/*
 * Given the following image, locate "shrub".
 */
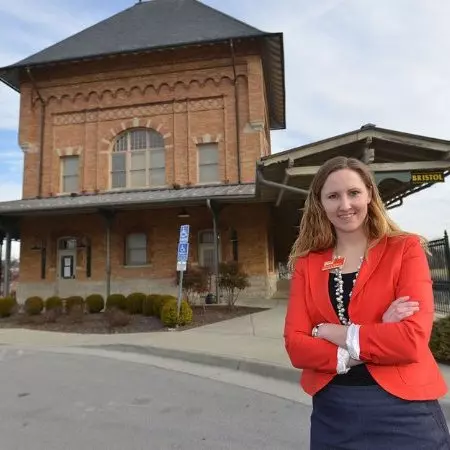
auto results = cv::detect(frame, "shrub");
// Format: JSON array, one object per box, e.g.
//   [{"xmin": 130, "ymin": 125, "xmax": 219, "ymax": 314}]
[
  {"xmin": 0, "ymin": 296, "xmax": 17, "ymax": 318},
  {"xmin": 143, "ymin": 294, "xmax": 160, "ymax": 316},
  {"xmin": 160, "ymin": 299, "xmax": 193, "ymax": 328},
  {"xmin": 153, "ymin": 295, "xmax": 176, "ymax": 318},
  {"xmin": 430, "ymin": 316, "xmax": 450, "ymax": 362},
  {"xmin": 106, "ymin": 294, "xmax": 127, "ymax": 311},
  {"xmin": 126, "ymin": 292, "xmax": 146, "ymax": 315},
  {"xmin": 175, "ymin": 265, "xmax": 209, "ymax": 304},
  {"xmin": 25, "ymin": 296, "xmax": 44, "ymax": 316},
  {"xmin": 45, "ymin": 296, "xmax": 63, "ymax": 312},
  {"xmin": 86, "ymin": 294, "xmax": 105, "ymax": 314},
  {"xmin": 218, "ymin": 261, "xmax": 250, "ymax": 309},
  {"xmin": 104, "ymin": 307, "xmax": 131, "ymax": 328},
  {"xmin": 65, "ymin": 296, "xmax": 84, "ymax": 314}
]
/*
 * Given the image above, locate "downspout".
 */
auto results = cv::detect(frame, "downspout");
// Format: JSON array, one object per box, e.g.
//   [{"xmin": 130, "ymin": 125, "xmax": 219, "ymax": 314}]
[
  {"xmin": 106, "ymin": 221, "xmax": 111, "ymax": 298},
  {"xmin": 206, "ymin": 199, "xmax": 220, "ymax": 304},
  {"xmin": 26, "ymin": 67, "xmax": 45, "ymax": 198},
  {"xmin": 100, "ymin": 209, "xmax": 115, "ymax": 299},
  {"xmin": 230, "ymin": 39, "xmax": 242, "ymax": 183}
]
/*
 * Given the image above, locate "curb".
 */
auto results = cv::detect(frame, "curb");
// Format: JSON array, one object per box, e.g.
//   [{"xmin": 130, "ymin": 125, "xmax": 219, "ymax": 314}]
[
  {"xmin": 82, "ymin": 343, "xmax": 301, "ymax": 384},
  {"xmin": 80, "ymin": 343, "xmax": 450, "ymax": 410}
]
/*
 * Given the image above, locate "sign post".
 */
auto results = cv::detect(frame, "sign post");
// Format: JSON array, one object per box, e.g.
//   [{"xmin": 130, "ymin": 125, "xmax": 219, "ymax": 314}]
[{"xmin": 176, "ymin": 224, "xmax": 190, "ymax": 323}]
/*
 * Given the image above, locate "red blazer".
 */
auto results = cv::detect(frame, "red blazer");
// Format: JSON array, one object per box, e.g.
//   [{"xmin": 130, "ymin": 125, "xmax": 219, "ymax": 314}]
[{"xmin": 284, "ymin": 235, "xmax": 447, "ymax": 401}]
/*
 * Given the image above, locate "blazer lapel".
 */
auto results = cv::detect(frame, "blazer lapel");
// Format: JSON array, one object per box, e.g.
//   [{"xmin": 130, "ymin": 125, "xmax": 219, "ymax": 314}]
[
  {"xmin": 351, "ymin": 236, "xmax": 388, "ymax": 300},
  {"xmin": 308, "ymin": 248, "xmax": 340, "ymax": 324}
]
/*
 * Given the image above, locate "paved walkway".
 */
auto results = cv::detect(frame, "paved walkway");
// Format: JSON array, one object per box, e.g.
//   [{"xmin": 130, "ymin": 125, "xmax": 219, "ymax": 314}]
[{"xmin": 1, "ymin": 299, "xmax": 450, "ymax": 404}]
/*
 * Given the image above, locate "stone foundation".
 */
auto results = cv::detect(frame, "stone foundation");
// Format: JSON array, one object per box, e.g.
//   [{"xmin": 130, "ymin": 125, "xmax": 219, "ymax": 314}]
[{"xmin": 16, "ymin": 274, "xmax": 276, "ymax": 304}]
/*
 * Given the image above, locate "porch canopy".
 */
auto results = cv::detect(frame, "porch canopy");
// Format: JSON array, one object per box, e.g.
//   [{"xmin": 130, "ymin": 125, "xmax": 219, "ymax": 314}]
[
  {"xmin": 254, "ymin": 124, "xmax": 450, "ymax": 266},
  {"xmin": 256, "ymin": 124, "xmax": 450, "ymax": 210},
  {"xmin": 0, "ymin": 183, "xmax": 256, "ymax": 238}
]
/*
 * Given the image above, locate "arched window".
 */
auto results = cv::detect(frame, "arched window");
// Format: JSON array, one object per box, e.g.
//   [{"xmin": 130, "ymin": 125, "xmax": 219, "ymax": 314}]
[{"xmin": 111, "ymin": 128, "xmax": 166, "ymax": 189}]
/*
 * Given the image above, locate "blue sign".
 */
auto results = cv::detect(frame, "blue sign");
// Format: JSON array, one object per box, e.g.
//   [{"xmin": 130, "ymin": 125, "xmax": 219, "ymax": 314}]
[
  {"xmin": 179, "ymin": 225, "xmax": 190, "ymax": 244},
  {"xmin": 177, "ymin": 243, "xmax": 189, "ymax": 263}
]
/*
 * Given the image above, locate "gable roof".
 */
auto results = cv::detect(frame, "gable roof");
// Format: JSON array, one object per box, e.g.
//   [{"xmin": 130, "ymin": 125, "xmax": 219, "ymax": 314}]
[{"xmin": 0, "ymin": 0, "xmax": 285, "ymax": 129}]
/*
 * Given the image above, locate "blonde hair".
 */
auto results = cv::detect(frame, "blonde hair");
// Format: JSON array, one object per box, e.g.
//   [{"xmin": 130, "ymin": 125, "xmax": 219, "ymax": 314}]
[{"xmin": 288, "ymin": 156, "xmax": 425, "ymax": 270}]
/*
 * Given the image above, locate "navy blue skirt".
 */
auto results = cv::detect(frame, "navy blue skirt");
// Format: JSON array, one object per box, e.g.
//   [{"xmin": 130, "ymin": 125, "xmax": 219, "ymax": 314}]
[{"xmin": 311, "ymin": 384, "xmax": 450, "ymax": 450}]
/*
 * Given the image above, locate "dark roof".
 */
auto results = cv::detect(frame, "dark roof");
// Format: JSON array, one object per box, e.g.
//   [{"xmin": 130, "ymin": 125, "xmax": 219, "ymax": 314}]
[
  {"xmin": 261, "ymin": 124, "xmax": 450, "ymax": 166},
  {"xmin": 0, "ymin": 183, "xmax": 256, "ymax": 216},
  {"xmin": 0, "ymin": 0, "xmax": 285, "ymax": 129}
]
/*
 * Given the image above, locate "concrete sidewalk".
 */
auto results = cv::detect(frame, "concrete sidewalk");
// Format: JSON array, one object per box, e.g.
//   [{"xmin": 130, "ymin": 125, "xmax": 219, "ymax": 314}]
[{"xmin": 1, "ymin": 299, "xmax": 450, "ymax": 403}]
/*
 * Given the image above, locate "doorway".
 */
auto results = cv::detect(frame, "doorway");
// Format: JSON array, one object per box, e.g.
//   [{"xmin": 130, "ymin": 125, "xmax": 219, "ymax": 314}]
[{"xmin": 57, "ymin": 237, "xmax": 78, "ymax": 296}]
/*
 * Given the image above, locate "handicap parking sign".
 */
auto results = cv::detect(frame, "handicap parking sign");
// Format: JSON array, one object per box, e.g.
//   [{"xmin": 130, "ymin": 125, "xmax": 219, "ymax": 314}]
[
  {"xmin": 179, "ymin": 224, "xmax": 190, "ymax": 244},
  {"xmin": 177, "ymin": 243, "xmax": 189, "ymax": 263}
]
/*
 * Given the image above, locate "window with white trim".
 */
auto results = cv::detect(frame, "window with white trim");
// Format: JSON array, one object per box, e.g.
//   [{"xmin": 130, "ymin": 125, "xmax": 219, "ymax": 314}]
[
  {"xmin": 61, "ymin": 156, "xmax": 80, "ymax": 193},
  {"xmin": 198, "ymin": 143, "xmax": 219, "ymax": 183},
  {"xmin": 125, "ymin": 233, "xmax": 148, "ymax": 266},
  {"xmin": 111, "ymin": 128, "xmax": 166, "ymax": 189}
]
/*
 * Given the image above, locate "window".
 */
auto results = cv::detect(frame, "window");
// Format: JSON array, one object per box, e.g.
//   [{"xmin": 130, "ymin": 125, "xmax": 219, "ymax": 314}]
[
  {"xmin": 111, "ymin": 128, "xmax": 166, "ymax": 189},
  {"xmin": 125, "ymin": 233, "xmax": 147, "ymax": 266},
  {"xmin": 198, "ymin": 143, "xmax": 219, "ymax": 183},
  {"xmin": 198, "ymin": 229, "xmax": 220, "ymax": 269},
  {"xmin": 61, "ymin": 156, "xmax": 79, "ymax": 193}
]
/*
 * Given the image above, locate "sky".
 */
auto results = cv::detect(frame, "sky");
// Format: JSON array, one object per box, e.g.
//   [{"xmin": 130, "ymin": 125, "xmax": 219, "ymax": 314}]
[{"xmin": 0, "ymin": 0, "xmax": 449, "ymax": 259}]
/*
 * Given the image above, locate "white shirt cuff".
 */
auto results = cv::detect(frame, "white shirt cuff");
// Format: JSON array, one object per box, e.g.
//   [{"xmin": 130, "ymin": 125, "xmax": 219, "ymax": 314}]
[
  {"xmin": 346, "ymin": 323, "xmax": 361, "ymax": 360},
  {"xmin": 336, "ymin": 347, "xmax": 350, "ymax": 374}
]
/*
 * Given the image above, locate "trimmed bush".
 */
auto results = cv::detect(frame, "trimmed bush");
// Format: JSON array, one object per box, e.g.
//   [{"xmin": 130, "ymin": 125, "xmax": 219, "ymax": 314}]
[
  {"xmin": 430, "ymin": 316, "xmax": 450, "ymax": 363},
  {"xmin": 106, "ymin": 294, "xmax": 127, "ymax": 311},
  {"xmin": 0, "ymin": 296, "xmax": 17, "ymax": 318},
  {"xmin": 86, "ymin": 294, "xmax": 105, "ymax": 314},
  {"xmin": 65, "ymin": 296, "xmax": 84, "ymax": 314},
  {"xmin": 25, "ymin": 296, "xmax": 44, "ymax": 316},
  {"xmin": 126, "ymin": 292, "xmax": 146, "ymax": 315},
  {"xmin": 143, "ymin": 294, "xmax": 160, "ymax": 316},
  {"xmin": 160, "ymin": 299, "xmax": 193, "ymax": 328},
  {"xmin": 154, "ymin": 295, "xmax": 177, "ymax": 318},
  {"xmin": 45, "ymin": 296, "xmax": 63, "ymax": 312}
]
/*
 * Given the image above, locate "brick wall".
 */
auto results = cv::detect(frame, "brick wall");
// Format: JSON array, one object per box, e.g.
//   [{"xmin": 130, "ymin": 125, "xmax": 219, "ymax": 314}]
[
  {"xmin": 18, "ymin": 44, "xmax": 271, "ymax": 198},
  {"xmin": 17, "ymin": 203, "xmax": 274, "ymax": 300}
]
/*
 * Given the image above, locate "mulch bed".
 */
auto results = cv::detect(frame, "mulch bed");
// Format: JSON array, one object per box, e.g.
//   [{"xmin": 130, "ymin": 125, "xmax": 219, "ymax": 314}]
[{"xmin": 0, "ymin": 305, "xmax": 267, "ymax": 334}]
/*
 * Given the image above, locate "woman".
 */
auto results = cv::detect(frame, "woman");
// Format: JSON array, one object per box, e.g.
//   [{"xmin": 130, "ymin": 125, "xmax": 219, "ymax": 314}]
[{"xmin": 284, "ymin": 156, "xmax": 450, "ymax": 449}]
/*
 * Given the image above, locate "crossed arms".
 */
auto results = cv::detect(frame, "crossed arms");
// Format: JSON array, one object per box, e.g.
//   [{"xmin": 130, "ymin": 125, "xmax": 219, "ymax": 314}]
[{"xmin": 284, "ymin": 237, "xmax": 434, "ymax": 374}]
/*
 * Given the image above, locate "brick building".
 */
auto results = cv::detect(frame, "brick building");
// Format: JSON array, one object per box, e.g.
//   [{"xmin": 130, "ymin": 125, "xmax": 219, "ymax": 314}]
[
  {"xmin": 1, "ymin": 1, "xmax": 449, "ymax": 303},
  {"xmin": 0, "ymin": 0, "xmax": 285, "ymax": 302}
]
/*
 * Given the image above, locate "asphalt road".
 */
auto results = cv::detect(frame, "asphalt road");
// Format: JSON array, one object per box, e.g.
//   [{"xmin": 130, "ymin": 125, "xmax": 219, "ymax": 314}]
[{"xmin": 0, "ymin": 347, "xmax": 311, "ymax": 450}]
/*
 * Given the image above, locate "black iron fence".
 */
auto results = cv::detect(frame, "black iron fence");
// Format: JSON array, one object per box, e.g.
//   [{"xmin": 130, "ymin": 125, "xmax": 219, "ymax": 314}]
[{"xmin": 428, "ymin": 231, "xmax": 450, "ymax": 315}]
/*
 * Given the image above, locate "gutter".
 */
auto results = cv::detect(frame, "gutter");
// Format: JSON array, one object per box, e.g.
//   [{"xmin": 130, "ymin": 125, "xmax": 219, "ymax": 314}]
[{"xmin": 26, "ymin": 67, "xmax": 45, "ymax": 198}]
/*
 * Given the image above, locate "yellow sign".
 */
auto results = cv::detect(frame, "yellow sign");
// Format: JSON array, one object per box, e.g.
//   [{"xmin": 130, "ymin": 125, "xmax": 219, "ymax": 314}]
[{"xmin": 411, "ymin": 171, "xmax": 445, "ymax": 184}]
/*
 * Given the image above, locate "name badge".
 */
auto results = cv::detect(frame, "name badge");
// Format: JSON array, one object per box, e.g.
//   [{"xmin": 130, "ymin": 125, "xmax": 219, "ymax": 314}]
[{"xmin": 322, "ymin": 256, "xmax": 345, "ymax": 271}]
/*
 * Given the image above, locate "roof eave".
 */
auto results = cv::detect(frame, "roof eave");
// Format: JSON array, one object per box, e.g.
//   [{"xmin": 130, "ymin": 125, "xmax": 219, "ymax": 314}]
[
  {"xmin": 0, "ymin": 191, "xmax": 258, "ymax": 217},
  {"xmin": 0, "ymin": 32, "xmax": 277, "ymax": 88},
  {"xmin": 261, "ymin": 125, "xmax": 450, "ymax": 166},
  {"xmin": 263, "ymin": 33, "xmax": 286, "ymax": 130},
  {"xmin": 1, "ymin": 32, "xmax": 286, "ymax": 130}
]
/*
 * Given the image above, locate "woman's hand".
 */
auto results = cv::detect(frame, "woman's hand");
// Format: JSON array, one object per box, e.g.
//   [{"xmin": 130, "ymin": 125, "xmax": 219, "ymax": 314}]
[{"xmin": 382, "ymin": 296, "xmax": 419, "ymax": 323}]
